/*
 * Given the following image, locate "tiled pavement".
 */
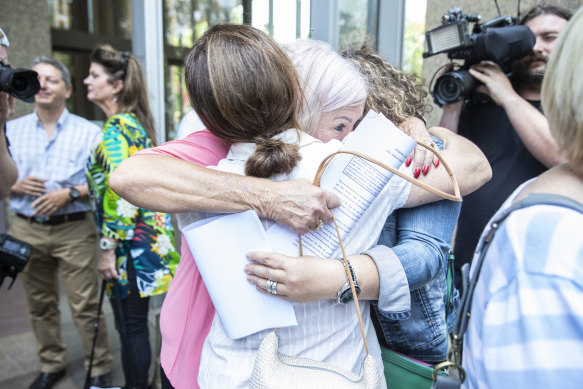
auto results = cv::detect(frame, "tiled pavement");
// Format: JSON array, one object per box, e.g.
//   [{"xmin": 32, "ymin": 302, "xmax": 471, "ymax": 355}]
[{"xmin": 0, "ymin": 276, "xmax": 162, "ymax": 389}]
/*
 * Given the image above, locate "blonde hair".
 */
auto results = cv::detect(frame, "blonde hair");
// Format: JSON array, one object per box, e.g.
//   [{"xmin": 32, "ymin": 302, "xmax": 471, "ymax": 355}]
[
  {"xmin": 542, "ymin": 7, "xmax": 583, "ymax": 168},
  {"xmin": 285, "ymin": 39, "xmax": 367, "ymax": 135},
  {"xmin": 185, "ymin": 24, "xmax": 301, "ymax": 178}
]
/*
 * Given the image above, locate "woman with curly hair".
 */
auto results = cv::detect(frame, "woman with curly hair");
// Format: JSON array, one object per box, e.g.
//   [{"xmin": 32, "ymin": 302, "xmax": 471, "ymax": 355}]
[{"xmin": 342, "ymin": 46, "xmax": 466, "ymax": 363}]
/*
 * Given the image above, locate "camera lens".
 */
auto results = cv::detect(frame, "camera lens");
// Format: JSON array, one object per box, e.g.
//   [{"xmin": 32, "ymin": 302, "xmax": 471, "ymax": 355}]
[
  {"xmin": 0, "ymin": 65, "xmax": 40, "ymax": 103},
  {"xmin": 433, "ymin": 70, "xmax": 477, "ymax": 105}
]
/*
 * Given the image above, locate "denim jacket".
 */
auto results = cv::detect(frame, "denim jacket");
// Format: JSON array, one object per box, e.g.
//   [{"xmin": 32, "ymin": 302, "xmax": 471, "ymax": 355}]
[{"xmin": 364, "ymin": 139, "xmax": 461, "ymax": 363}]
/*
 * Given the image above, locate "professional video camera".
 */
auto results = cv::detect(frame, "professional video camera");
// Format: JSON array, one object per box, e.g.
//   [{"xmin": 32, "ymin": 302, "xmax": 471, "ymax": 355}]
[
  {"xmin": 0, "ymin": 234, "xmax": 32, "ymax": 289},
  {"xmin": 0, "ymin": 60, "xmax": 40, "ymax": 103},
  {"xmin": 424, "ymin": 7, "xmax": 535, "ymax": 106}
]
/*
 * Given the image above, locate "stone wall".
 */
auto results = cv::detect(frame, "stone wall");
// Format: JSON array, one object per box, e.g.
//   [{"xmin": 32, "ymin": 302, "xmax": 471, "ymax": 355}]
[{"xmin": 0, "ymin": 0, "xmax": 51, "ymax": 119}]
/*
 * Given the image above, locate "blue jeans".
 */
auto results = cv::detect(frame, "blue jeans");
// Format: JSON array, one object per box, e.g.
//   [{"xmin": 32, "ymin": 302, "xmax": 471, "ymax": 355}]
[
  {"xmin": 373, "ymin": 137, "xmax": 462, "ymax": 362},
  {"xmin": 110, "ymin": 255, "xmax": 151, "ymax": 389}
]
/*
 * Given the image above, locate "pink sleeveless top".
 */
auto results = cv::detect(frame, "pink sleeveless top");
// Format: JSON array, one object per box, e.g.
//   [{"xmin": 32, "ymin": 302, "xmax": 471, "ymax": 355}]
[{"xmin": 136, "ymin": 130, "xmax": 228, "ymax": 389}]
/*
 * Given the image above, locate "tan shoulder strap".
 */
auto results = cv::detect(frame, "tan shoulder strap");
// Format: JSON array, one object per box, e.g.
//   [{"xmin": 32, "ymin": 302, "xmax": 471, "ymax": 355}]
[{"xmin": 299, "ymin": 142, "xmax": 462, "ymax": 355}]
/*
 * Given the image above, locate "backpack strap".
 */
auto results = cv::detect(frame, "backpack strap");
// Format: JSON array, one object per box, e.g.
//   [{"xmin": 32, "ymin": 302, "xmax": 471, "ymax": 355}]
[{"xmin": 432, "ymin": 193, "xmax": 583, "ymax": 389}]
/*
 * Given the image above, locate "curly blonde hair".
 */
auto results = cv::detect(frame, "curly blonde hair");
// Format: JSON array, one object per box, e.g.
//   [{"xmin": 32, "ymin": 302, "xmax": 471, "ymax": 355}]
[{"xmin": 341, "ymin": 46, "xmax": 430, "ymax": 125}]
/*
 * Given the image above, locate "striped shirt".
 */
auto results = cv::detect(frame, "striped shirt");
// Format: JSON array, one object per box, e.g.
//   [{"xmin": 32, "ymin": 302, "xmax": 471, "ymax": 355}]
[
  {"xmin": 195, "ymin": 129, "xmax": 411, "ymax": 388},
  {"xmin": 463, "ymin": 186, "xmax": 583, "ymax": 389},
  {"xmin": 6, "ymin": 109, "xmax": 102, "ymax": 216}
]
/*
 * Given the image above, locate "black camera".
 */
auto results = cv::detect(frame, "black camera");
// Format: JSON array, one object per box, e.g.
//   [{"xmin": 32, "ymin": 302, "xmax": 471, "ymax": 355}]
[
  {"xmin": 424, "ymin": 8, "xmax": 535, "ymax": 106},
  {"xmin": 0, "ymin": 60, "xmax": 40, "ymax": 103},
  {"xmin": 0, "ymin": 234, "xmax": 32, "ymax": 289}
]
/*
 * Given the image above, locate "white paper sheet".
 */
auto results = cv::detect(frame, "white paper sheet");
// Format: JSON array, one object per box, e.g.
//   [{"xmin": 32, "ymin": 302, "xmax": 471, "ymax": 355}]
[
  {"xmin": 267, "ymin": 110, "xmax": 416, "ymax": 258},
  {"xmin": 182, "ymin": 210, "xmax": 297, "ymax": 339}
]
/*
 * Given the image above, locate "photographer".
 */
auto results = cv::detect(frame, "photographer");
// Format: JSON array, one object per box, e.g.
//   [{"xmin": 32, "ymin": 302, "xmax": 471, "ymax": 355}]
[
  {"xmin": 0, "ymin": 28, "xmax": 17, "ymax": 200},
  {"xmin": 439, "ymin": 5, "xmax": 572, "ymax": 287},
  {"xmin": 6, "ymin": 56, "xmax": 112, "ymax": 389}
]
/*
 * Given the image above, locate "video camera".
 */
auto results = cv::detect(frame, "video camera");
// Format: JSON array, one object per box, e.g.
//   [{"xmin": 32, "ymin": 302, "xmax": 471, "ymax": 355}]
[
  {"xmin": 424, "ymin": 7, "xmax": 535, "ymax": 106},
  {"xmin": 0, "ymin": 60, "xmax": 40, "ymax": 103},
  {"xmin": 0, "ymin": 234, "xmax": 32, "ymax": 289}
]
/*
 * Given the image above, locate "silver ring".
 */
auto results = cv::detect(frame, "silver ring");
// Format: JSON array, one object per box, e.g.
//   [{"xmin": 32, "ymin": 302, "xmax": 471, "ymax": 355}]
[{"xmin": 266, "ymin": 280, "xmax": 278, "ymax": 295}]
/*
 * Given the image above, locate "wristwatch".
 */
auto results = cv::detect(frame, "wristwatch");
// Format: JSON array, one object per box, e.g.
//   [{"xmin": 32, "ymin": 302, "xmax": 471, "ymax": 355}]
[
  {"xmin": 336, "ymin": 257, "xmax": 361, "ymax": 304},
  {"xmin": 69, "ymin": 187, "xmax": 80, "ymax": 201},
  {"xmin": 99, "ymin": 238, "xmax": 118, "ymax": 250}
]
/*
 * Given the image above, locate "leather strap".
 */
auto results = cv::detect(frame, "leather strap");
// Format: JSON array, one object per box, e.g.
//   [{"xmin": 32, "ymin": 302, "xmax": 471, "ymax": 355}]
[{"xmin": 298, "ymin": 143, "xmax": 462, "ymax": 356}]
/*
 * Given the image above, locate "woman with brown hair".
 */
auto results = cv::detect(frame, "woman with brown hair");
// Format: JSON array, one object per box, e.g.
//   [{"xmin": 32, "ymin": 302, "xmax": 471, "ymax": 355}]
[{"xmin": 84, "ymin": 45, "xmax": 180, "ymax": 389}]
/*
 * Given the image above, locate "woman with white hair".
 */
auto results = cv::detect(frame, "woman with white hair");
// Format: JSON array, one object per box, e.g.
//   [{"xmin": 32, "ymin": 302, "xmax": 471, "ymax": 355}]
[{"xmin": 461, "ymin": 7, "xmax": 583, "ymax": 388}]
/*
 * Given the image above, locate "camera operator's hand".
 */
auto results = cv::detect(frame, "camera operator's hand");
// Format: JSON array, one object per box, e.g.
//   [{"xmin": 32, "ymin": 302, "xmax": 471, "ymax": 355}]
[
  {"xmin": 31, "ymin": 188, "xmax": 70, "ymax": 216},
  {"xmin": 469, "ymin": 61, "xmax": 517, "ymax": 107},
  {"xmin": 98, "ymin": 248, "xmax": 120, "ymax": 281},
  {"xmin": 399, "ymin": 116, "xmax": 438, "ymax": 178},
  {"xmin": 11, "ymin": 176, "xmax": 46, "ymax": 197}
]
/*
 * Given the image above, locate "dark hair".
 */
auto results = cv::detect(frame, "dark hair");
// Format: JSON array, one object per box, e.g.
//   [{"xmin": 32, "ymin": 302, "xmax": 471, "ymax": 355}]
[
  {"xmin": 30, "ymin": 56, "xmax": 72, "ymax": 87},
  {"xmin": 341, "ymin": 45, "xmax": 430, "ymax": 125},
  {"xmin": 185, "ymin": 24, "xmax": 301, "ymax": 178},
  {"xmin": 89, "ymin": 44, "xmax": 157, "ymax": 145},
  {"xmin": 520, "ymin": 4, "xmax": 573, "ymax": 25}
]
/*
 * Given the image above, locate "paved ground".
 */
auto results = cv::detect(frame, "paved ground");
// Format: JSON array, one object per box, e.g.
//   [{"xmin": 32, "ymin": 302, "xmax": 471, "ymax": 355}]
[{"xmin": 0, "ymin": 275, "xmax": 162, "ymax": 389}]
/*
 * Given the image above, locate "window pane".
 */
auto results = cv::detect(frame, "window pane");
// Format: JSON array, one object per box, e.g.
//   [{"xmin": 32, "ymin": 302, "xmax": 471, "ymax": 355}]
[
  {"xmin": 165, "ymin": 0, "xmax": 244, "ymax": 48},
  {"xmin": 165, "ymin": 64, "xmax": 190, "ymax": 140},
  {"xmin": 402, "ymin": 0, "xmax": 426, "ymax": 75},
  {"xmin": 251, "ymin": 0, "xmax": 311, "ymax": 44},
  {"xmin": 338, "ymin": 0, "xmax": 378, "ymax": 50},
  {"xmin": 48, "ymin": 0, "xmax": 132, "ymax": 39}
]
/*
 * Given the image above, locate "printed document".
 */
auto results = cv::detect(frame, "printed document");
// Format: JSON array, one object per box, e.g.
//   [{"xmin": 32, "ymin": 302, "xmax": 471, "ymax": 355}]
[
  {"xmin": 267, "ymin": 110, "xmax": 416, "ymax": 258},
  {"xmin": 182, "ymin": 210, "xmax": 297, "ymax": 339}
]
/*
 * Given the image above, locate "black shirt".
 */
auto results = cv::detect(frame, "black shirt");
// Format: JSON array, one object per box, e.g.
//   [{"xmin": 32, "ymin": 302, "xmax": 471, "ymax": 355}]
[{"xmin": 453, "ymin": 95, "xmax": 546, "ymax": 273}]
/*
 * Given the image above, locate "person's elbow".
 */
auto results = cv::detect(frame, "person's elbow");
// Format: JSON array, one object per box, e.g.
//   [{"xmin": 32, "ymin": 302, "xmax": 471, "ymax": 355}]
[
  {"xmin": 109, "ymin": 158, "xmax": 135, "ymax": 200},
  {"xmin": 0, "ymin": 164, "xmax": 18, "ymax": 200}
]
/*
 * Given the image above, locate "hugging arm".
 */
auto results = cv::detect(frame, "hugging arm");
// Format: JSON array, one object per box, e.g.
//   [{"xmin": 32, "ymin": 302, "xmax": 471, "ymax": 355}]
[
  {"xmin": 110, "ymin": 154, "xmax": 340, "ymax": 234},
  {"xmin": 0, "ymin": 93, "xmax": 17, "ymax": 200},
  {"xmin": 404, "ymin": 126, "xmax": 492, "ymax": 207}
]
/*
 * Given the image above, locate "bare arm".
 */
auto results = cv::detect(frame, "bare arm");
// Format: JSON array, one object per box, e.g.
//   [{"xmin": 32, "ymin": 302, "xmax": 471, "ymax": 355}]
[
  {"xmin": 404, "ymin": 126, "xmax": 492, "ymax": 207},
  {"xmin": 244, "ymin": 251, "xmax": 379, "ymax": 302},
  {"xmin": 110, "ymin": 154, "xmax": 341, "ymax": 234},
  {"xmin": 438, "ymin": 101, "xmax": 463, "ymax": 134},
  {"xmin": 0, "ymin": 93, "xmax": 17, "ymax": 200},
  {"xmin": 469, "ymin": 61, "xmax": 565, "ymax": 168}
]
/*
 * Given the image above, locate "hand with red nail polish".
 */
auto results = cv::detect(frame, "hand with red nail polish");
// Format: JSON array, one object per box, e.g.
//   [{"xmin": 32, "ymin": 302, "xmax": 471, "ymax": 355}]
[
  {"xmin": 433, "ymin": 159, "xmax": 440, "ymax": 168},
  {"xmin": 414, "ymin": 167, "xmax": 421, "ymax": 179},
  {"xmin": 405, "ymin": 157, "xmax": 412, "ymax": 167},
  {"xmin": 422, "ymin": 164, "xmax": 430, "ymax": 176}
]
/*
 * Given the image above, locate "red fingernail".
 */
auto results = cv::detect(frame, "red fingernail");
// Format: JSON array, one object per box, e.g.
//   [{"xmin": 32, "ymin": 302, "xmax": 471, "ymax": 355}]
[
  {"xmin": 422, "ymin": 165, "xmax": 429, "ymax": 176},
  {"xmin": 405, "ymin": 157, "xmax": 412, "ymax": 167},
  {"xmin": 433, "ymin": 159, "xmax": 440, "ymax": 168},
  {"xmin": 414, "ymin": 167, "xmax": 421, "ymax": 178}
]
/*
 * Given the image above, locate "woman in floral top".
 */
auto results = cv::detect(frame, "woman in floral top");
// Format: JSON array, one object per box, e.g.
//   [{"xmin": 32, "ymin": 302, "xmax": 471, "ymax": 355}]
[{"xmin": 84, "ymin": 44, "xmax": 179, "ymax": 389}]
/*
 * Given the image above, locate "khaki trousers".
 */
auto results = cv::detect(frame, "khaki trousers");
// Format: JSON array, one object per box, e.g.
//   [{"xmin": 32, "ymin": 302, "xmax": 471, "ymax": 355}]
[{"xmin": 10, "ymin": 214, "xmax": 113, "ymax": 375}]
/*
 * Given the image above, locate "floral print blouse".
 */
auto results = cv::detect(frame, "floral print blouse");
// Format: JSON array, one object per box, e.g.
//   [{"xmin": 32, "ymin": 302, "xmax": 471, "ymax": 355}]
[{"xmin": 86, "ymin": 113, "xmax": 180, "ymax": 298}]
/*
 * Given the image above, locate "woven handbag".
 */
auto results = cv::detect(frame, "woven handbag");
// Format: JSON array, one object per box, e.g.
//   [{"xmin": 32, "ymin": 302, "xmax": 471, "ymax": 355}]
[{"xmin": 250, "ymin": 145, "xmax": 461, "ymax": 389}]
